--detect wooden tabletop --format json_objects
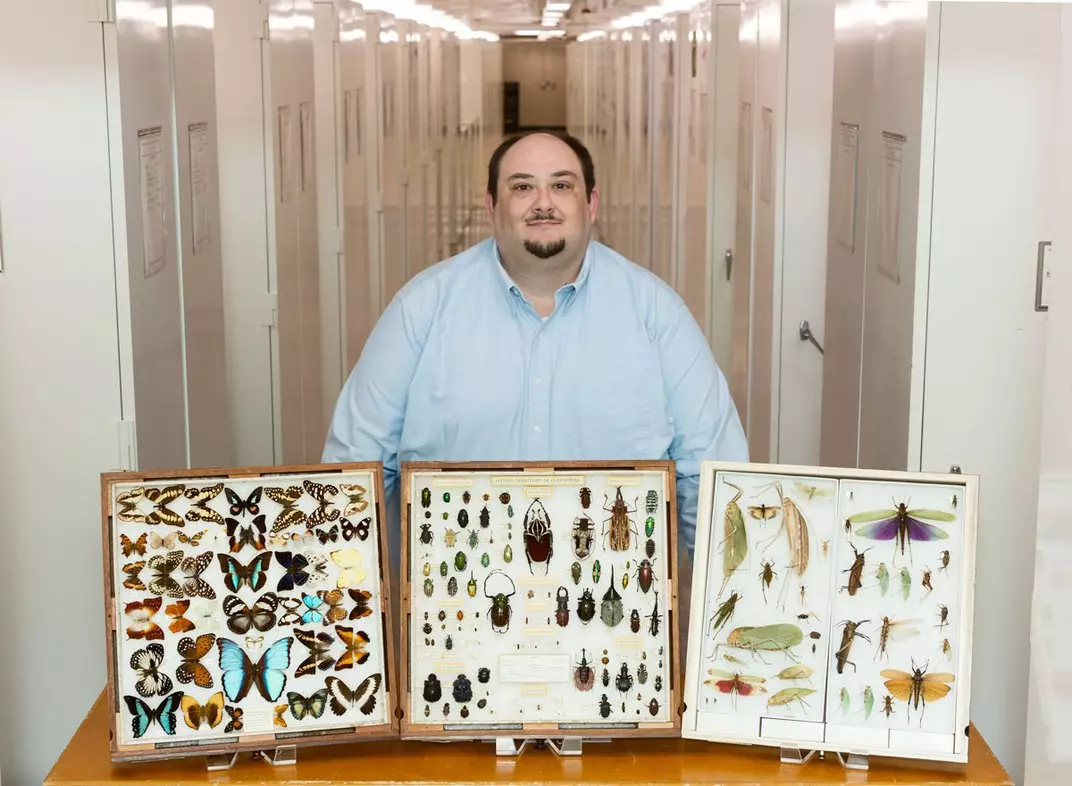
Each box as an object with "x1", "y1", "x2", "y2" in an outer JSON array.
[{"x1": 47, "y1": 692, "x2": 1012, "y2": 786}]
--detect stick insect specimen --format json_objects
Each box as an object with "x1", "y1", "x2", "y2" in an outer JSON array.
[
  {"x1": 881, "y1": 659, "x2": 955, "y2": 723},
  {"x1": 847, "y1": 499, "x2": 953, "y2": 564}
]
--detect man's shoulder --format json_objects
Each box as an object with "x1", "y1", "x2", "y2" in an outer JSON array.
[
  {"x1": 392, "y1": 238, "x2": 494, "y2": 307},
  {"x1": 589, "y1": 242, "x2": 686, "y2": 306}
]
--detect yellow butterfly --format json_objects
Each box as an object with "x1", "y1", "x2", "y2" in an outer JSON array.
[
  {"x1": 273, "y1": 704, "x2": 288, "y2": 727},
  {"x1": 264, "y1": 486, "x2": 306, "y2": 534},
  {"x1": 340, "y1": 483, "x2": 369, "y2": 516},
  {"x1": 330, "y1": 549, "x2": 365, "y2": 589},
  {"x1": 120, "y1": 533, "x2": 147, "y2": 557},
  {"x1": 122, "y1": 561, "x2": 146, "y2": 591},
  {"x1": 181, "y1": 691, "x2": 224, "y2": 730}
]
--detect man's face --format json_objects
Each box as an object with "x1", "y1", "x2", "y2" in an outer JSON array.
[{"x1": 487, "y1": 134, "x2": 599, "y2": 262}]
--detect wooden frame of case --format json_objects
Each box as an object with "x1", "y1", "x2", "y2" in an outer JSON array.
[
  {"x1": 101, "y1": 462, "x2": 399, "y2": 763},
  {"x1": 398, "y1": 460, "x2": 682, "y2": 740},
  {"x1": 682, "y1": 461, "x2": 979, "y2": 764}
]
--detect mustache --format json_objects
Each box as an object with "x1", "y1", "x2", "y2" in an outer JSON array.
[{"x1": 525, "y1": 212, "x2": 561, "y2": 224}]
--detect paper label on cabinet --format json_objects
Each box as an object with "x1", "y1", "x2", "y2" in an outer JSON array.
[{"x1": 138, "y1": 127, "x2": 166, "y2": 277}]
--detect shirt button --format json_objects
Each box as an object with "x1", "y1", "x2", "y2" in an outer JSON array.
[
  {"x1": 534, "y1": 425, "x2": 541, "y2": 433},
  {"x1": 535, "y1": 378, "x2": 542, "y2": 386}
]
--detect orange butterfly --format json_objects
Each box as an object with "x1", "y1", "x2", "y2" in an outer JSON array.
[
  {"x1": 122, "y1": 561, "x2": 146, "y2": 591},
  {"x1": 333, "y1": 626, "x2": 370, "y2": 670},
  {"x1": 175, "y1": 633, "x2": 216, "y2": 688},
  {"x1": 120, "y1": 533, "x2": 147, "y2": 557},
  {"x1": 166, "y1": 600, "x2": 196, "y2": 633}
]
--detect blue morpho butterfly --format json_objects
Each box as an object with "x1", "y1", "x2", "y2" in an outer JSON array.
[
  {"x1": 216, "y1": 636, "x2": 293, "y2": 703},
  {"x1": 123, "y1": 691, "x2": 184, "y2": 738}
]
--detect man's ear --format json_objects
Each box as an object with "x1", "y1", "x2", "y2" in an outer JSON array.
[
  {"x1": 485, "y1": 191, "x2": 495, "y2": 220},
  {"x1": 588, "y1": 185, "x2": 601, "y2": 223}
]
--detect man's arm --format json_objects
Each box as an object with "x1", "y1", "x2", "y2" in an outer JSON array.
[
  {"x1": 322, "y1": 291, "x2": 427, "y2": 499},
  {"x1": 656, "y1": 298, "x2": 749, "y2": 558}
]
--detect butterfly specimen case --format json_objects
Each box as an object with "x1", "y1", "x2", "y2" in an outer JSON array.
[
  {"x1": 101, "y1": 463, "x2": 398, "y2": 763},
  {"x1": 399, "y1": 461, "x2": 681, "y2": 740},
  {"x1": 681, "y1": 462, "x2": 978, "y2": 764}
]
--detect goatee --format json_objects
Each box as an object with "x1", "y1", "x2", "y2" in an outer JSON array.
[{"x1": 523, "y1": 238, "x2": 567, "y2": 259}]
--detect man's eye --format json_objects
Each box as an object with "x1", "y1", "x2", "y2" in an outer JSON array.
[
  {"x1": 554, "y1": 182, "x2": 571, "y2": 190},
  {"x1": 513, "y1": 183, "x2": 531, "y2": 191}
]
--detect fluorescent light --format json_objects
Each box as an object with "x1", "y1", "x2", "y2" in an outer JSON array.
[
  {"x1": 546, "y1": 2, "x2": 571, "y2": 10},
  {"x1": 514, "y1": 30, "x2": 543, "y2": 35}
]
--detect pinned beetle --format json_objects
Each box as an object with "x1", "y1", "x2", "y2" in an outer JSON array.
[
  {"x1": 615, "y1": 663, "x2": 633, "y2": 696},
  {"x1": 419, "y1": 523, "x2": 433, "y2": 545},
  {"x1": 633, "y1": 558, "x2": 657, "y2": 594},
  {"x1": 603, "y1": 487, "x2": 640, "y2": 551},
  {"x1": 572, "y1": 514, "x2": 595, "y2": 559},
  {"x1": 484, "y1": 569, "x2": 516, "y2": 633},
  {"x1": 479, "y1": 505, "x2": 490, "y2": 528},
  {"x1": 574, "y1": 649, "x2": 595, "y2": 691},
  {"x1": 577, "y1": 588, "x2": 596, "y2": 624},
  {"x1": 423, "y1": 674, "x2": 442, "y2": 702},
  {"x1": 555, "y1": 586, "x2": 570, "y2": 627},
  {"x1": 522, "y1": 498, "x2": 553, "y2": 574},
  {"x1": 600, "y1": 568, "x2": 624, "y2": 627},
  {"x1": 630, "y1": 609, "x2": 641, "y2": 633}
]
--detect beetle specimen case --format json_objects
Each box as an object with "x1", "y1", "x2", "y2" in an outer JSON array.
[
  {"x1": 682, "y1": 462, "x2": 978, "y2": 764},
  {"x1": 399, "y1": 461, "x2": 680, "y2": 739},
  {"x1": 101, "y1": 463, "x2": 397, "y2": 763}
]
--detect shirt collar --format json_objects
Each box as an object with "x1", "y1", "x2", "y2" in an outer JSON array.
[{"x1": 491, "y1": 240, "x2": 594, "y2": 301}]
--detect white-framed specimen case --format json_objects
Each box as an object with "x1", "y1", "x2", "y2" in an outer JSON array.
[
  {"x1": 101, "y1": 462, "x2": 398, "y2": 763},
  {"x1": 682, "y1": 462, "x2": 978, "y2": 764},
  {"x1": 398, "y1": 461, "x2": 681, "y2": 740}
]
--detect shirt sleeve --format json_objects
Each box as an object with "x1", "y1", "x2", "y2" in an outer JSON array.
[
  {"x1": 321, "y1": 291, "x2": 426, "y2": 501},
  {"x1": 656, "y1": 298, "x2": 749, "y2": 558}
]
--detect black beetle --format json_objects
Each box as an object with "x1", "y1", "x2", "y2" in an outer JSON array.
[
  {"x1": 655, "y1": 675, "x2": 662, "y2": 692},
  {"x1": 445, "y1": 635, "x2": 453, "y2": 651},
  {"x1": 645, "y1": 538, "x2": 656, "y2": 558},
  {"x1": 647, "y1": 592, "x2": 661, "y2": 636},
  {"x1": 645, "y1": 489, "x2": 658, "y2": 515},
  {"x1": 479, "y1": 505, "x2": 490, "y2": 528},
  {"x1": 615, "y1": 663, "x2": 633, "y2": 696},
  {"x1": 478, "y1": 667, "x2": 490, "y2": 683},
  {"x1": 598, "y1": 694, "x2": 611, "y2": 718},
  {"x1": 601, "y1": 667, "x2": 610, "y2": 687},
  {"x1": 577, "y1": 588, "x2": 596, "y2": 624},
  {"x1": 633, "y1": 558, "x2": 657, "y2": 594},
  {"x1": 637, "y1": 663, "x2": 648, "y2": 685},
  {"x1": 580, "y1": 486, "x2": 591, "y2": 509},
  {"x1": 419, "y1": 523, "x2": 433, "y2": 545},
  {"x1": 423, "y1": 673, "x2": 442, "y2": 702},
  {"x1": 447, "y1": 576, "x2": 458, "y2": 596},
  {"x1": 484, "y1": 569, "x2": 516, "y2": 633},
  {"x1": 629, "y1": 609, "x2": 640, "y2": 633},
  {"x1": 452, "y1": 674, "x2": 472, "y2": 703},
  {"x1": 555, "y1": 586, "x2": 570, "y2": 627},
  {"x1": 458, "y1": 508, "x2": 469, "y2": 528},
  {"x1": 574, "y1": 649, "x2": 594, "y2": 691},
  {"x1": 463, "y1": 490, "x2": 471, "y2": 504}
]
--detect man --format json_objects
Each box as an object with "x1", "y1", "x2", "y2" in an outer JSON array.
[{"x1": 323, "y1": 130, "x2": 748, "y2": 566}]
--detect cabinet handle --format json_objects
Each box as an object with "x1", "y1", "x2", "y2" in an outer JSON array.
[{"x1": 799, "y1": 320, "x2": 824, "y2": 355}]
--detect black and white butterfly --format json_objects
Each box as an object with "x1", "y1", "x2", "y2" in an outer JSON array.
[
  {"x1": 130, "y1": 643, "x2": 173, "y2": 697},
  {"x1": 324, "y1": 673, "x2": 382, "y2": 716}
]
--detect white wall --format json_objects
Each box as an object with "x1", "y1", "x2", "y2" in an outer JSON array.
[{"x1": 0, "y1": 4, "x2": 120, "y2": 783}]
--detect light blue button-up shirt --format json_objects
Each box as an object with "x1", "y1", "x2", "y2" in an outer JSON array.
[{"x1": 323, "y1": 237, "x2": 748, "y2": 565}]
